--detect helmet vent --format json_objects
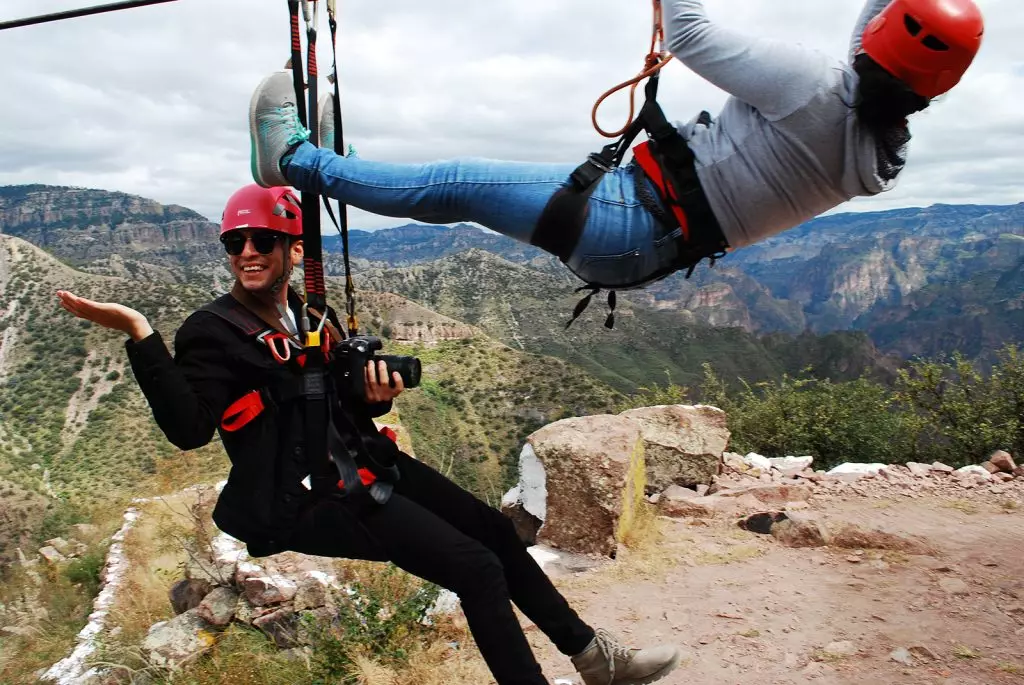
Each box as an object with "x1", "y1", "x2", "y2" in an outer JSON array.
[
  {"x1": 922, "y1": 35, "x2": 950, "y2": 51},
  {"x1": 904, "y1": 14, "x2": 923, "y2": 35}
]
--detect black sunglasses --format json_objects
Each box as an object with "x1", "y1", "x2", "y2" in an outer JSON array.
[{"x1": 220, "y1": 231, "x2": 284, "y2": 256}]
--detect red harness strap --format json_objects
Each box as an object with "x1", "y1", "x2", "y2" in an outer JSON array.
[
  {"x1": 337, "y1": 427, "x2": 399, "y2": 489},
  {"x1": 337, "y1": 467, "x2": 377, "y2": 490},
  {"x1": 220, "y1": 390, "x2": 266, "y2": 432},
  {"x1": 632, "y1": 140, "x2": 690, "y2": 241}
]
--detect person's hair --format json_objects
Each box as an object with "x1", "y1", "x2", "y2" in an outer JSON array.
[{"x1": 852, "y1": 53, "x2": 931, "y2": 133}]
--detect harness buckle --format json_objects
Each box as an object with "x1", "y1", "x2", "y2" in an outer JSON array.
[{"x1": 585, "y1": 151, "x2": 615, "y2": 173}]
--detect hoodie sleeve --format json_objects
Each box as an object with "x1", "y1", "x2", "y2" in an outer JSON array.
[
  {"x1": 849, "y1": 0, "x2": 894, "y2": 62},
  {"x1": 663, "y1": 0, "x2": 834, "y2": 121}
]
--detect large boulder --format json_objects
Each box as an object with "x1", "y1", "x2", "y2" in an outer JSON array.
[
  {"x1": 500, "y1": 443, "x2": 549, "y2": 546},
  {"x1": 618, "y1": 405, "x2": 728, "y2": 492},
  {"x1": 509, "y1": 415, "x2": 646, "y2": 558}
]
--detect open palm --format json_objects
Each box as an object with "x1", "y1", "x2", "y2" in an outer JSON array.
[{"x1": 56, "y1": 290, "x2": 151, "y2": 339}]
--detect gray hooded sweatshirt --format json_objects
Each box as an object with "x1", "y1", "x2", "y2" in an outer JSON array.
[{"x1": 665, "y1": 0, "x2": 902, "y2": 249}]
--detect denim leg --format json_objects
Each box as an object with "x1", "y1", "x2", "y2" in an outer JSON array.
[
  {"x1": 566, "y1": 163, "x2": 680, "y2": 288},
  {"x1": 284, "y1": 141, "x2": 576, "y2": 244},
  {"x1": 285, "y1": 142, "x2": 679, "y2": 288}
]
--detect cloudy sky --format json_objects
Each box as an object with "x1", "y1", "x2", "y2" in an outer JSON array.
[{"x1": 0, "y1": 0, "x2": 1020, "y2": 231}]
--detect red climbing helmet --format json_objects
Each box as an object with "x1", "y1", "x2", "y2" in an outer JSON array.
[
  {"x1": 220, "y1": 184, "x2": 303, "y2": 237},
  {"x1": 860, "y1": 0, "x2": 984, "y2": 98}
]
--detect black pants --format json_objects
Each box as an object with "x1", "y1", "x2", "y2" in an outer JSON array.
[{"x1": 285, "y1": 451, "x2": 596, "y2": 685}]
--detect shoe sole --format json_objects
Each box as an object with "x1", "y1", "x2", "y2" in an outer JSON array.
[{"x1": 249, "y1": 70, "x2": 289, "y2": 188}]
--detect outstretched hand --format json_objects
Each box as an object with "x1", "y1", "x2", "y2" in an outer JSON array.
[{"x1": 56, "y1": 290, "x2": 154, "y2": 341}]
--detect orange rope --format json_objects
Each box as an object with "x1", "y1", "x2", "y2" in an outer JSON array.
[{"x1": 591, "y1": 0, "x2": 674, "y2": 138}]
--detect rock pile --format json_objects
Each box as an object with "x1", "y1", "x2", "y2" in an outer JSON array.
[
  {"x1": 652, "y1": 448, "x2": 1021, "y2": 523},
  {"x1": 501, "y1": 403, "x2": 1022, "y2": 556},
  {"x1": 138, "y1": 531, "x2": 454, "y2": 673}
]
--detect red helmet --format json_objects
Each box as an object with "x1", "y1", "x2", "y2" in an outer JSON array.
[
  {"x1": 220, "y1": 184, "x2": 303, "y2": 237},
  {"x1": 860, "y1": 0, "x2": 984, "y2": 98}
]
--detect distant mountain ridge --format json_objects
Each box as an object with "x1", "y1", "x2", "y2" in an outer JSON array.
[
  {"x1": 0, "y1": 184, "x2": 221, "y2": 268},
  {"x1": 3, "y1": 183, "x2": 1022, "y2": 365}
]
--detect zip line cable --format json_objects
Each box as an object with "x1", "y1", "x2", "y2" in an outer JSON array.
[{"x1": 0, "y1": 0, "x2": 178, "y2": 32}]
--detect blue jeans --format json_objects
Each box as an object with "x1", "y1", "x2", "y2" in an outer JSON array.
[{"x1": 284, "y1": 142, "x2": 681, "y2": 289}]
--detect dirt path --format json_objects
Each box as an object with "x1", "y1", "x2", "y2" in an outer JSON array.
[{"x1": 528, "y1": 496, "x2": 1024, "y2": 685}]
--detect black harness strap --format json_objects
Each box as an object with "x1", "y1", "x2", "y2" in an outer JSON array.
[
  {"x1": 321, "y1": 0, "x2": 360, "y2": 338},
  {"x1": 286, "y1": 0, "x2": 343, "y2": 507}
]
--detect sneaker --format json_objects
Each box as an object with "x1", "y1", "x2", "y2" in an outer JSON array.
[
  {"x1": 249, "y1": 70, "x2": 311, "y2": 188},
  {"x1": 317, "y1": 93, "x2": 336, "y2": 152},
  {"x1": 317, "y1": 94, "x2": 359, "y2": 158},
  {"x1": 570, "y1": 629, "x2": 682, "y2": 685}
]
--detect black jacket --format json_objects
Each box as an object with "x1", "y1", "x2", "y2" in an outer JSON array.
[{"x1": 124, "y1": 290, "x2": 396, "y2": 555}]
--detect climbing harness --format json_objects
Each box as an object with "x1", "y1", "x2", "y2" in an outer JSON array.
[
  {"x1": 530, "y1": 0, "x2": 728, "y2": 330},
  {"x1": 200, "y1": 291, "x2": 399, "y2": 503},
  {"x1": 0, "y1": 0, "x2": 178, "y2": 31}
]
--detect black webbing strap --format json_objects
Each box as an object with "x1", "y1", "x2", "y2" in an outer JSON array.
[
  {"x1": 286, "y1": 0, "x2": 331, "y2": 506},
  {"x1": 321, "y1": 0, "x2": 359, "y2": 337},
  {"x1": 530, "y1": 75, "x2": 662, "y2": 262},
  {"x1": 533, "y1": 72, "x2": 733, "y2": 329},
  {"x1": 299, "y1": 0, "x2": 327, "y2": 315},
  {"x1": 529, "y1": 176, "x2": 602, "y2": 263}
]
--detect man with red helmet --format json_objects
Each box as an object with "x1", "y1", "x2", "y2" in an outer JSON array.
[
  {"x1": 56, "y1": 183, "x2": 684, "y2": 685},
  {"x1": 247, "y1": 0, "x2": 985, "y2": 311},
  {"x1": 218, "y1": 183, "x2": 303, "y2": 299}
]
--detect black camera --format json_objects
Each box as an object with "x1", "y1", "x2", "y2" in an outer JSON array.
[{"x1": 332, "y1": 335, "x2": 422, "y2": 400}]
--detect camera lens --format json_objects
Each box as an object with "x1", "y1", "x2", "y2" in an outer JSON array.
[{"x1": 378, "y1": 354, "x2": 421, "y2": 389}]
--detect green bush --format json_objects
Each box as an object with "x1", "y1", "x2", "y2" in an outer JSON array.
[
  {"x1": 698, "y1": 367, "x2": 910, "y2": 469},
  {"x1": 697, "y1": 344, "x2": 1024, "y2": 470},
  {"x1": 894, "y1": 344, "x2": 1024, "y2": 467},
  {"x1": 64, "y1": 549, "x2": 105, "y2": 596},
  {"x1": 304, "y1": 564, "x2": 442, "y2": 681}
]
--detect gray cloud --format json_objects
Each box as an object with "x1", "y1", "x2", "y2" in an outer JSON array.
[{"x1": 0, "y1": 0, "x2": 1020, "y2": 230}]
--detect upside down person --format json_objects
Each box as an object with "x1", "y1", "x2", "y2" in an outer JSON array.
[{"x1": 248, "y1": 0, "x2": 984, "y2": 301}]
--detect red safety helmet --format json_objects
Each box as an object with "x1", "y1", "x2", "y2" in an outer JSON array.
[
  {"x1": 220, "y1": 184, "x2": 303, "y2": 237},
  {"x1": 860, "y1": 0, "x2": 984, "y2": 99}
]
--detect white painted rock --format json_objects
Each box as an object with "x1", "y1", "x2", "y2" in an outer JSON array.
[
  {"x1": 955, "y1": 465, "x2": 991, "y2": 479},
  {"x1": 828, "y1": 463, "x2": 887, "y2": 476},
  {"x1": 770, "y1": 456, "x2": 814, "y2": 473},
  {"x1": 744, "y1": 453, "x2": 772, "y2": 471}
]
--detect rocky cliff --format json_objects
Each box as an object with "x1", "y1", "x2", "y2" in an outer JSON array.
[{"x1": 0, "y1": 184, "x2": 221, "y2": 267}]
